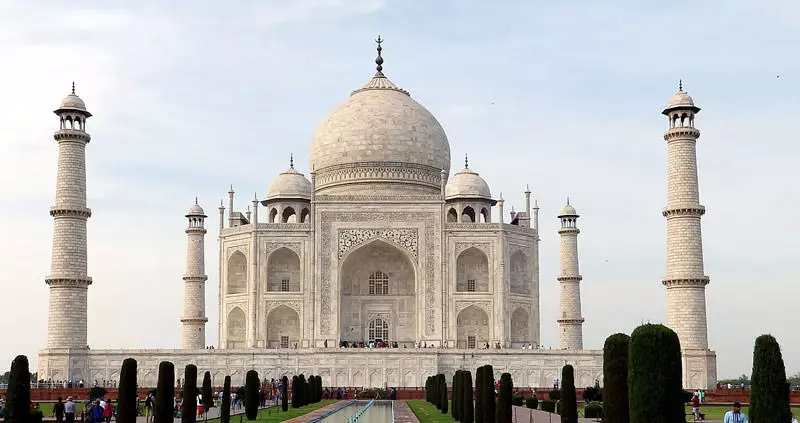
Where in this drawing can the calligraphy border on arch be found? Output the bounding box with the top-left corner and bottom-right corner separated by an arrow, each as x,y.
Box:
338,228 -> 418,260
454,241 -> 492,257
319,211 -> 438,335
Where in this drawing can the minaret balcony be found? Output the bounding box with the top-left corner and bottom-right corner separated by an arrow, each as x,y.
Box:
662,205 -> 705,217
54,130 -> 91,142
664,127 -> 700,141
45,276 -> 92,287
557,275 -> 583,282
662,276 -> 709,287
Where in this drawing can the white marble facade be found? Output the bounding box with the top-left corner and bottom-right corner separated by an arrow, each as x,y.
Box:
38,42 -> 718,389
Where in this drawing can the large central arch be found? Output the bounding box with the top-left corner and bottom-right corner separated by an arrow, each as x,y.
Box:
339,239 -> 416,345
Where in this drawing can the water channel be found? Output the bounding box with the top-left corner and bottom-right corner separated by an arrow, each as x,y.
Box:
318,400 -> 394,423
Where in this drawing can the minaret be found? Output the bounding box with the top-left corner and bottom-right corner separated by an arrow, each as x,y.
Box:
497,193 -> 504,224
181,199 -> 208,349
662,82 -> 710,351
557,199 -> 584,350
46,84 -> 93,349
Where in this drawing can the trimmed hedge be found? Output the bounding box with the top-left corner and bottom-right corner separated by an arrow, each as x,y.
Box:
154,361 -> 175,423
512,396 -> 523,407
584,403 -> 603,419
750,334 -> 791,423
496,373 -> 512,423
560,365 -> 577,423
541,399 -> 556,413
548,389 -> 560,401
474,367 -> 484,423
182,364 -> 198,423
202,372 -> 213,409
291,376 -> 300,408
462,369 -> 474,423
7,355 -> 31,423
221,376 -> 231,423
629,324 -> 683,423
117,358 -> 138,423
525,396 -> 537,410
482,365 -> 495,423
452,371 -> 461,421
281,376 -> 288,412
440,375 -> 448,414
603,333 -> 630,423
245,370 -> 259,420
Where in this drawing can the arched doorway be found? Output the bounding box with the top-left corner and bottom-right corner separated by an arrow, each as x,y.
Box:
456,305 -> 489,348
266,306 -> 300,348
267,248 -> 301,292
227,252 -> 247,295
456,247 -> 489,292
510,251 -> 531,294
339,240 -> 416,346
510,308 -> 529,346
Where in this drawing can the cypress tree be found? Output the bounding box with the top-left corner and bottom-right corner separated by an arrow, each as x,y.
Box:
602,333 -> 630,423
496,373 -> 513,423
281,376 -> 289,412
291,376 -> 300,408
474,367 -> 484,423
154,361 -> 175,423
433,375 -> 441,409
628,324 -> 683,423
483,365 -> 495,423
182,364 -> 198,423
221,376 -> 231,423
440,376 -> 449,414
750,334 -> 791,423
117,358 -> 138,423
452,371 -> 461,421
6,355 -> 31,423
298,374 -> 307,407
245,370 -> 259,420
560,365 -> 577,423
462,370 -> 474,423
202,372 -> 213,410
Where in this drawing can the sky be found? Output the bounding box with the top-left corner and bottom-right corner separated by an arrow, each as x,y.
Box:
1,0 -> 798,380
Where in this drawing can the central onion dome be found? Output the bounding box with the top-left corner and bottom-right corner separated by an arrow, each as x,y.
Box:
309,37 -> 451,194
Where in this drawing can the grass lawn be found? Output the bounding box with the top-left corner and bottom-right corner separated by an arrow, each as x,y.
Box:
685,405 -> 800,421
204,400 -> 337,423
35,402 -> 86,416
406,400 -> 457,423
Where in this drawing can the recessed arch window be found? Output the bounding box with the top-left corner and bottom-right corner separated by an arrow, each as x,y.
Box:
368,318 -> 389,342
368,271 -> 389,295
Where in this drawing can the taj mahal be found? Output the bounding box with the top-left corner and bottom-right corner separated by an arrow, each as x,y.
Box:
37,39 -> 717,389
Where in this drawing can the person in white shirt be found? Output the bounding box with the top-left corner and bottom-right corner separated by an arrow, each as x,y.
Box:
791,413 -> 798,423
723,402 -> 747,423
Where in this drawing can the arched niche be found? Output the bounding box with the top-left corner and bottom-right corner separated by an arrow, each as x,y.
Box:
227,251 -> 247,295
462,206 -> 476,223
226,307 -> 246,349
265,305 -> 300,348
456,247 -> 489,292
456,305 -> 489,348
339,239 -> 416,345
267,248 -> 301,292
510,250 -> 530,295
447,208 -> 458,223
510,307 -> 529,345
282,207 -> 296,223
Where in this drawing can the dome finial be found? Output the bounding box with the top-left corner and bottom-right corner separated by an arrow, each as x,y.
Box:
375,35 -> 384,73
290,153 -> 294,169
464,153 -> 469,169
566,196 -> 570,205
678,79 -> 683,92
195,196 -> 198,205
71,81 -> 75,95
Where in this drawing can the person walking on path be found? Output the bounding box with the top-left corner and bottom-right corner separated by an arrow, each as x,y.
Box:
691,394 -> 701,421
64,397 -> 76,423
53,397 -> 65,423
723,402 -> 748,423
144,393 -> 154,423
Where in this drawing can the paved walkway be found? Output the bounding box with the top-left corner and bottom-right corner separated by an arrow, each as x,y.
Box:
394,401 -> 420,423
283,401 -> 350,423
134,402 -> 277,423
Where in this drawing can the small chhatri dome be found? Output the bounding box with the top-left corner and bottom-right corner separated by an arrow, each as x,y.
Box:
187,199 -> 206,217
663,80 -> 700,115
55,82 -> 91,116
445,159 -> 494,203
266,157 -> 312,201
558,199 -> 578,217
309,36 -> 451,180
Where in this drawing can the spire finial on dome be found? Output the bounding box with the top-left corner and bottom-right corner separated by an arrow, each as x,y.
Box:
290,153 -> 294,169
566,196 -> 570,205
464,153 -> 469,169
375,35 -> 384,73
71,81 -> 75,95
678,79 -> 683,92
195,196 -> 198,205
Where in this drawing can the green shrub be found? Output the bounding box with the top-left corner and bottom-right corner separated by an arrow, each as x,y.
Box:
474,367 -> 483,423
602,333 -> 629,423
548,389 -> 560,401
584,403 -> 603,419
221,376 -> 231,423
461,370 -> 474,423
452,371 -> 461,421
291,376 -> 300,408
628,324 -> 683,423
425,376 -> 432,403
89,387 -> 107,400
496,373 -> 512,423
182,364 -> 198,423
281,376 -> 288,412
750,334 -> 791,423
582,386 -> 602,403
7,355 -> 31,423
202,372 -> 213,409
541,399 -> 555,413
440,375 -> 448,414
118,358 -> 137,423
154,361 -> 175,423
30,408 -> 43,423
245,370 -> 259,420
482,365 -> 495,423
512,396 -> 523,407
525,396 -> 537,409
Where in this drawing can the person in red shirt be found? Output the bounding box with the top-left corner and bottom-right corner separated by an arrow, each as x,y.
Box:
691,394 -> 701,421
103,400 -> 113,423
